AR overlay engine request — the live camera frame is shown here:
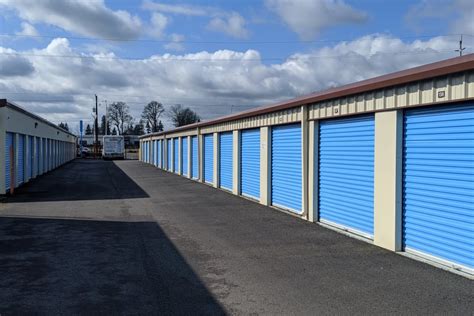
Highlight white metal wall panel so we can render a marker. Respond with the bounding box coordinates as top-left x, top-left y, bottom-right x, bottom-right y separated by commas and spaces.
17, 134, 25, 185
319, 115, 375, 237
271, 124, 302, 213
403, 103, 474, 271
174, 138, 179, 173
5, 132, 14, 191
191, 136, 198, 179
219, 132, 233, 190
240, 129, 260, 199
204, 134, 214, 184
182, 137, 188, 176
